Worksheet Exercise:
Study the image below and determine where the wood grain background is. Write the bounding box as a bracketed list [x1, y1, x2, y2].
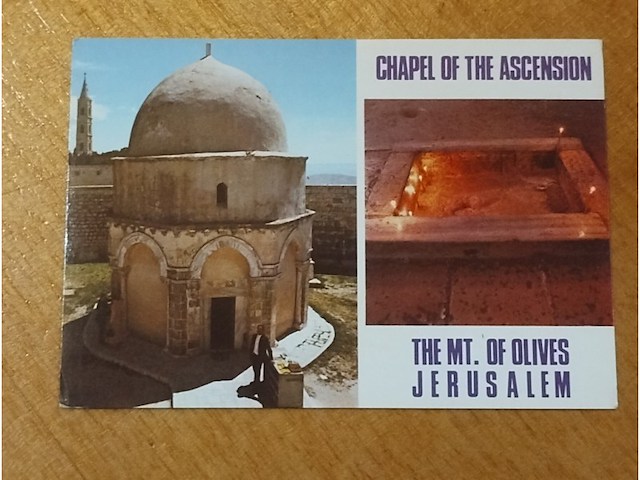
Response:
[3, 1, 637, 478]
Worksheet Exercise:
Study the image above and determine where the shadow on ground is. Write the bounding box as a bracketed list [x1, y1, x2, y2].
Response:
[60, 313, 251, 408]
[236, 381, 276, 408]
[60, 316, 171, 408]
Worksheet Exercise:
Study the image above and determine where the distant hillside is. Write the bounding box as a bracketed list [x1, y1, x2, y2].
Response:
[307, 174, 356, 185]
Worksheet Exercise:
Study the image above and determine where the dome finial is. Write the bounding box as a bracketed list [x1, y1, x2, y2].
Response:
[205, 42, 212, 58]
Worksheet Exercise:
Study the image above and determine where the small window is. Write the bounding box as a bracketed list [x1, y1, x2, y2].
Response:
[80, 107, 85, 115]
[217, 183, 228, 208]
[79, 142, 84, 151]
[79, 125, 85, 134]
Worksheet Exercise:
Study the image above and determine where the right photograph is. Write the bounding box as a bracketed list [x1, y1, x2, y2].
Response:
[365, 99, 612, 326]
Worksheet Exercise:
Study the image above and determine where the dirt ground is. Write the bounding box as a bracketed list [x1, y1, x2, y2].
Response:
[62, 263, 110, 323]
[307, 275, 358, 386]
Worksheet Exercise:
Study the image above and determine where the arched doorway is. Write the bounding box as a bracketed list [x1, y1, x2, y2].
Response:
[200, 247, 250, 350]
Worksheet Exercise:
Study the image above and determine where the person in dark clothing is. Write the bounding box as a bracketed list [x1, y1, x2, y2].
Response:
[249, 324, 273, 384]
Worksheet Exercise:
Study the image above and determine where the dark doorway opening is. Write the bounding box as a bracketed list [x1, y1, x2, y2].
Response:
[210, 297, 235, 350]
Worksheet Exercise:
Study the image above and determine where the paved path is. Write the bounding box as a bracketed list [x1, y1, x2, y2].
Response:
[61, 315, 171, 408]
[84, 310, 250, 393]
[166, 308, 335, 408]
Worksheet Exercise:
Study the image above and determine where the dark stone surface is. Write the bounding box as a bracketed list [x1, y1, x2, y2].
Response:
[367, 252, 612, 326]
[61, 309, 254, 408]
[60, 316, 171, 408]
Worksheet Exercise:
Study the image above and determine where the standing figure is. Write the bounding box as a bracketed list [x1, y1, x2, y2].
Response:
[250, 324, 273, 384]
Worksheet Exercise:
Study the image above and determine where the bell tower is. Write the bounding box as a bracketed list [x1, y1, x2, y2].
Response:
[73, 73, 92, 156]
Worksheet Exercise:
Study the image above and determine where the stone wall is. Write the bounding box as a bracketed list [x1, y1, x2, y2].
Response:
[66, 186, 112, 263]
[68, 165, 113, 186]
[365, 99, 608, 174]
[306, 185, 357, 275]
[65, 185, 358, 277]
[113, 153, 306, 224]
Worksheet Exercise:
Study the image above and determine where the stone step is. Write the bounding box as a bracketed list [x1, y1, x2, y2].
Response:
[382, 136, 584, 153]
[367, 212, 608, 243]
[366, 213, 609, 260]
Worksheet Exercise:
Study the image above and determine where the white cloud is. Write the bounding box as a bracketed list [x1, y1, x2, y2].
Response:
[72, 59, 110, 72]
[92, 103, 109, 121]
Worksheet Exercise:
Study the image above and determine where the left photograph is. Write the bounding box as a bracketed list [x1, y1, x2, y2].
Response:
[60, 39, 357, 408]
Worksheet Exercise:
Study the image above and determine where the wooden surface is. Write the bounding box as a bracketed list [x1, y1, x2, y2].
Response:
[3, 1, 637, 478]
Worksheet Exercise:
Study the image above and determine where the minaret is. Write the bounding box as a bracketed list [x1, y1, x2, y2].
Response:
[73, 73, 92, 156]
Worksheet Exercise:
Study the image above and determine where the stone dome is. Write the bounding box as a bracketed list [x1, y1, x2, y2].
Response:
[128, 55, 288, 156]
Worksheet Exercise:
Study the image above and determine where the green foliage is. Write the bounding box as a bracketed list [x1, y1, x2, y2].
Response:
[63, 263, 111, 319]
[308, 275, 358, 383]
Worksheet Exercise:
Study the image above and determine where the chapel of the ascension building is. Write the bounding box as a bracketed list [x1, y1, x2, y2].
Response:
[107, 46, 314, 357]
[73, 74, 93, 156]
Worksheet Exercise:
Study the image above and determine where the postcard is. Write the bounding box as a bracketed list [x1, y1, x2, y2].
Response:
[60, 39, 615, 408]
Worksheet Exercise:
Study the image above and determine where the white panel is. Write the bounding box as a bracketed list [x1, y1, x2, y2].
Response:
[357, 39, 604, 100]
[358, 326, 617, 408]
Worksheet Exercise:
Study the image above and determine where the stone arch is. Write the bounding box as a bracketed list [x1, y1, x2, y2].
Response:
[274, 226, 312, 335]
[116, 232, 168, 277]
[274, 240, 297, 337]
[279, 227, 309, 266]
[194, 238, 256, 352]
[122, 242, 168, 347]
[191, 236, 262, 279]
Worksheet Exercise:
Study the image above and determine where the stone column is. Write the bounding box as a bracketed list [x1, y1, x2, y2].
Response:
[249, 275, 277, 346]
[166, 268, 190, 356]
[295, 259, 311, 328]
[186, 278, 202, 355]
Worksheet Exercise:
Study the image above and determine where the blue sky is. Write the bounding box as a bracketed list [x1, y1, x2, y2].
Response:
[69, 39, 356, 177]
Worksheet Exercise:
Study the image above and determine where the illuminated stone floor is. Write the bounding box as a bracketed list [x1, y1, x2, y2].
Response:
[364, 100, 611, 327]
[410, 151, 571, 217]
[364, 141, 611, 327]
